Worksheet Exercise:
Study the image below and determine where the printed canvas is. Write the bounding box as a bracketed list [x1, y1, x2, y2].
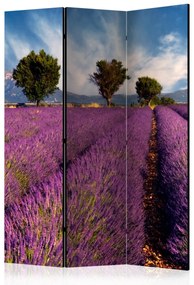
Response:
[66, 5, 189, 269]
[4, 8, 64, 266]
[126, 5, 189, 270]
[65, 8, 127, 266]
[4, 4, 189, 270]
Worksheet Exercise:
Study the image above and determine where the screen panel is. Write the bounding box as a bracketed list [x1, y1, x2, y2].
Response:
[4, 8, 64, 267]
[66, 7, 127, 267]
[127, 4, 189, 270]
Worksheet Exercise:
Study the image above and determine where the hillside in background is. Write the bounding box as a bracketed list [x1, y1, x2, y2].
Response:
[66, 92, 138, 106]
[5, 72, 188, 105]
[5, 72, 62, 103]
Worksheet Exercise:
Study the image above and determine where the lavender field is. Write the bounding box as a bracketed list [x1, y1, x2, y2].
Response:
[67, 105, 188, 269]
[5, 107, 63, 266]
[5, 104, 188, 269]
[168, 104, 188, 120]
[67, 108, 126, 266]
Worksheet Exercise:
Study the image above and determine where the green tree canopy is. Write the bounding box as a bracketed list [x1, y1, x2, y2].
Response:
[149, 95, 175, 108]
[160, 96, 175, 105]
[13, 49, 60, 106]
[90, 59, 130, 106]
[150, 95, 162, 106]
[136, 76, 162, 105]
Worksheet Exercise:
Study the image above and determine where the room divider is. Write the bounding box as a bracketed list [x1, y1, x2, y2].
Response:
[5, 5, 189, 270]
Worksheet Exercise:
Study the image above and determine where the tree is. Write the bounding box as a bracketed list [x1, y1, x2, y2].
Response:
[13, 49, 60, 106]
[136, 76, 162, 105]
[160, 96, 175, 105]
[149, 95, 175, 108]
[150, 95, 162, 106]
[90, 59, 130, 106]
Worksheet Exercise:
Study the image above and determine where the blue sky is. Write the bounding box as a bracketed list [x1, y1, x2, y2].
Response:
[5, 8, 63, 88]
[67, 5, 188, 95]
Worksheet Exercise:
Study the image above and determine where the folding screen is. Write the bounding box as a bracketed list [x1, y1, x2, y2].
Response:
[5, 5, 189, 270]
[4, 8, 64, 266]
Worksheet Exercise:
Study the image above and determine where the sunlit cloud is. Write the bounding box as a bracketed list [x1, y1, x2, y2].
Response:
[127, 32, 187, 94]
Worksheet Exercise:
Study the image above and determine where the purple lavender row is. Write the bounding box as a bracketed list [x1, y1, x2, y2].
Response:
[67, 107, 132, 163]
[5, 107, 62, 206]
[5, 107, 62, 143]
[168, 104, 188, 120]
[127, 107, 153, 265]
[155, 106, 188, 269]
[5, 171, 63, 266]
[67, 115, 126, 266]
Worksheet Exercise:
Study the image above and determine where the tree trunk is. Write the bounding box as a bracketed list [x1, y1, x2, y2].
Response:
[106, 98, 111, 107]
[37, 100, 40, 107]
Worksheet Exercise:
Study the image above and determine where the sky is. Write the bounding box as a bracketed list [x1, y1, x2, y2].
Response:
[67, 5, 188, 95]
[5, 5, 188, 96]
[66, 8, 126, 95]
[127, 5, 188, 94]
[5, 8, 63, 89]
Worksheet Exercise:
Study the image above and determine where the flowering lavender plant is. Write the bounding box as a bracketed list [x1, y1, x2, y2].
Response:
[168, 104, 188, 120]
[5, 107, 63, 266]
[155, 106, 188, 269]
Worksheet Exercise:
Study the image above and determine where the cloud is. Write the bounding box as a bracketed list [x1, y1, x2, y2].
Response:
[159, 32, 183, 54]
[6, 36, 31, 64]
[127, 32, 187, 94]
[160, 32, 180, 45]
[67, 12, 126, 95]
[31, 13, 63, 88]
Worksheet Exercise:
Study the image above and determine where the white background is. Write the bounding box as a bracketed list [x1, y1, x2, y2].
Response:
[0, 0, 193, 285]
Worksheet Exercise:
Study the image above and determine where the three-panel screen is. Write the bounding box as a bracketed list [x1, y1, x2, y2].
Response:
[5, 5, 189, 270]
